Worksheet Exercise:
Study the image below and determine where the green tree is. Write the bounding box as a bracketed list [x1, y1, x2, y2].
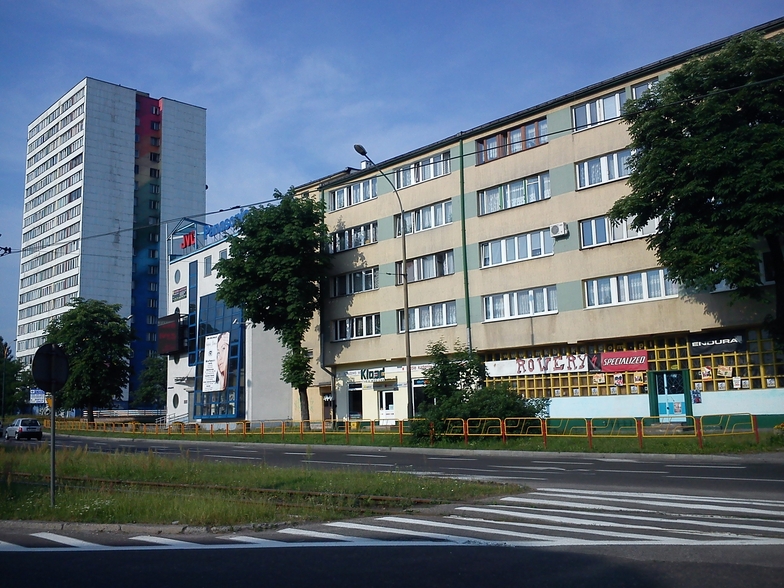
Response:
[132, 355, 167, 409]
[1, 336, 34, 418]
[45, 298, 133, 422]
[413, 341, 548, 440]
[216, 187, 330, 421]
[608, 33, 784, 341]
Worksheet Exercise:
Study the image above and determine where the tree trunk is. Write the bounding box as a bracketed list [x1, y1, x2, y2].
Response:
[87, 402, 94, 423]
[298, 385, 310, 422]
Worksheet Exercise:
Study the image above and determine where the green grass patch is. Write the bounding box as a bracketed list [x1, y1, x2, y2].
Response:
[0, 446, 511, 527]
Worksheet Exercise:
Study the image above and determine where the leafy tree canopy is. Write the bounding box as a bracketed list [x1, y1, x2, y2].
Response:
[608, 33, 784, 339]
[45, 298, 133, 421]
[216, 187, 330, 420]
[413, 341, 549, 440]
[132, 355, 167, 409]
[1, 336, 34, 418]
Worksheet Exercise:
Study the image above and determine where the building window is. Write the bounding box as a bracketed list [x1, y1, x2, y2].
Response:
[219, 248, 228, 260]
[146, 314, 157, 325]
[147, 298, 158, 308]
[632, 78, 658, 99]
[476, 118, 548, 164]
[204, 255, 212, 276]
[580, 216, 658, 248]
[585, 269, 678, 308]
[478, 172, 550, 215]
[151, 121, 161, 131]
[149, 200, 159, 210]
[146, 332, 157, 342]
[396, 250, 454, 284]
[330, 221, 378, 253]
[150, 184, 160, 194]
[332, 267, 379, 297]
[399, 301, 457, 332]
[395, 200, 452, 236]
[150, 153, 160, 163]
[333, 313, 381, 341]
[150, 137, 160, 146]
[150, 168, 160, 178]
[148, 282, 158, 291]
[148, 216, 158, 225]
[576, 149, 632, 189]
[328, 178, 377, 211]
[151, 105, 161, 115]
[394, 151, 451, 189]
[573, 89, 627, 131]
[481, 228, 553, 267]
[148, 248, 158, 259]
[148, 232, 159, 242]
[134, 165, 139, 174]
[148, 264, 159, 275]
[484, 286, 557, 321]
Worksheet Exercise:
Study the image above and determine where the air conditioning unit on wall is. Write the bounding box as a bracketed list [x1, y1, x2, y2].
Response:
[549, 222, 568, 237]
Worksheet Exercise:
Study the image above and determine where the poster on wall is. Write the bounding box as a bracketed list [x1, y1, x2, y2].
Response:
[688, 332, 745, 355]
[486, 354, 589, 377]
[600, 350, 649, 372]
[203, 332, 230, 392]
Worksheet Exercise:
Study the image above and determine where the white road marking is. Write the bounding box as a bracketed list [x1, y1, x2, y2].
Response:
[595, 469, 668, 474]
[426, 457, 477, 461]
[302, 460, 394, 467]
[668, 475, 784, 483]
[666, 464, 746, 469]
[492, 465, 566, 471]
[220, 536, 283, 545]
[531, 461, 594, 465]
[202, 455, 261, 460]
[0, 540, 27, 551]
[31, 532, 103, 548]
[541, 487, 784, 508]
[130, 536, 198, 546]
[284, 452, 308, 455]
[327, 521, 492, 544]
[346, 454, 390, 458]
[277, 528, 363, 542]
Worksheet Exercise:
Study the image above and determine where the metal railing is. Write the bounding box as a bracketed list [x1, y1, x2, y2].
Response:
[45, 413, 761, 449]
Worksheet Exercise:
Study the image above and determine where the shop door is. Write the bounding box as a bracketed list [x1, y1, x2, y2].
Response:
[379, 390, 395, 424]
[648, 370, 692, 423]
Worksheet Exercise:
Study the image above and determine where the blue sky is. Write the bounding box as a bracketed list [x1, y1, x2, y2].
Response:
[0, 0, 781, 351]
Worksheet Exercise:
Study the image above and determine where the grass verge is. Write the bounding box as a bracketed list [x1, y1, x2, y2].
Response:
[0, 446, 512, 527]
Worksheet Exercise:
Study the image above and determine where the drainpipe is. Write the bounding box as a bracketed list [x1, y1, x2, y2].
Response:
[459, 137, 473, 351]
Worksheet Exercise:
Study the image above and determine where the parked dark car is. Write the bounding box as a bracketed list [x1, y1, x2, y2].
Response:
[4, 418, 43, 441]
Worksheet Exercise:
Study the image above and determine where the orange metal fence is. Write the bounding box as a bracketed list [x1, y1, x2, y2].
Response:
[44, 413, 760, 449]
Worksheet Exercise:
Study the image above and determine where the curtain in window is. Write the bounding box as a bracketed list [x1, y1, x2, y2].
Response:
[628, 273, 644, 300]
[510, 128, 522, 152]
[664, 271, 678, 296]
[530, 232, 542, 256]
[485, 137, 497, 160]
[447, 301, 457, 325]
[483, 187, 501, 214]
[493, 295, 505, 319]
[509, 180, 525, 207]
[618, 149, 632, 177]
[647, 270, 662, 298]
[598, 278, 613, 305]
[421, 207, 432, 229]
[432, 303, 444, 326]
[538, 120, 548, 143]
[525, 123, 536, 149]
[444, 201, 453, 223]
[434, 204, 443, 226]
[422, 255, 436, 279]
[420, 307, 431, 328]
[481, 243, 490, 267]
[588, 157, 603, 185]
[533, 288, 545, 313]
[547, 287, 558, 311]
[527, 177, 540, 202]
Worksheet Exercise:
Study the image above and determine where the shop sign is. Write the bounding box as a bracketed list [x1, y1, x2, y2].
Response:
[203, 209, 249, 240]
[172, 286, 187, 302]
[600, 350, 649, 372]
[688, 332, 745, 355]
[361, 367, 385, 381]
[486, 355, 588, 377]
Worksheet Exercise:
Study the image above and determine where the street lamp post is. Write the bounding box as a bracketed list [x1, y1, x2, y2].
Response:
[353, 144, 415, 419]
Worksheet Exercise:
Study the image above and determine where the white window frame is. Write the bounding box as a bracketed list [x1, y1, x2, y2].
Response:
[398, 301, 457, 332]
[476, 118, 548, 164]
[483, 286, 558, 322]
[478, 172, 551, 215]
[330, 221, 378, 253]
[332, 267, 379, 297]
[572, 90, 627, 131]
[576, 149, 632, 189]
[394, 151, 451, 189]
[585, 269, 678, 308]
[395, 200, 453, 236]
[580, 216, 659, 249]
[396, 250, 454, 284]
[632, 78, 658, 99]
[333, 313, 381, 341]
[480, 229, 554, 268]
[329, 180, 378, 212]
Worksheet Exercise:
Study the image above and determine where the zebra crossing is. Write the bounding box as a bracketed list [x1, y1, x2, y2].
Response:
[1, 488, 783, 551]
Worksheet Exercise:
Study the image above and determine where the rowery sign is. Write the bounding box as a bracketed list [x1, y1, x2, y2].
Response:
[485, 350, 649, 377]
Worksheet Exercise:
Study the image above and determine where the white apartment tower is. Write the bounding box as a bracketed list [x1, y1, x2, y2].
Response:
[17, 78, 206, 398]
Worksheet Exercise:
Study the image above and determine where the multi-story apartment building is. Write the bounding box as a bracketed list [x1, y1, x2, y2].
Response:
[301, 18, 784, 425]
[17, 78, 206, 400]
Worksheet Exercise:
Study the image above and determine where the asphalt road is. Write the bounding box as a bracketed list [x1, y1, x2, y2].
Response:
[20, 433, 784, 499]
[1, 435, 783, 587]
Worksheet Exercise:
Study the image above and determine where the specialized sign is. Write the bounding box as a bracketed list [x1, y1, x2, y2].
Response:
[203, 209, 249, 240]
[688, 332, 745, 355]
[486, 355, 589, 377]
[599, 350, 649, 372]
